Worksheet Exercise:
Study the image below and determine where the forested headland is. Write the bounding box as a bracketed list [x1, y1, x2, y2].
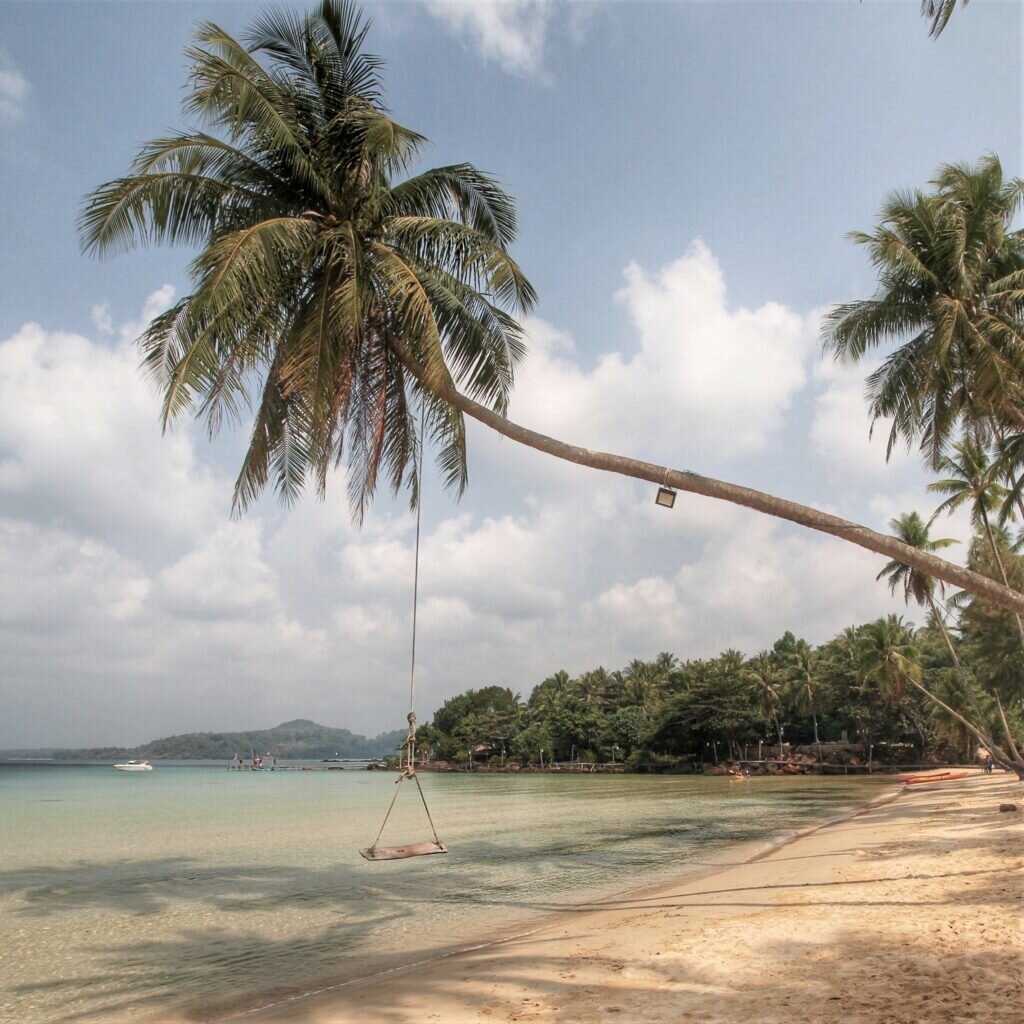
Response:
[4, 719, 407, 761]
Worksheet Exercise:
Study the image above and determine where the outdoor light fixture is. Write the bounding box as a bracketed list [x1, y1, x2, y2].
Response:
[655, 486, 677, 509]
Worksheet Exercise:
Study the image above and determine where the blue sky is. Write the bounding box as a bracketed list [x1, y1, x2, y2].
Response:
[0, 0, 1020, 746]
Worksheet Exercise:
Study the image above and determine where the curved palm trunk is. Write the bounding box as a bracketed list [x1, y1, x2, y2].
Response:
[976, 511, 1024, 769]
[924, 593, 1019, 772]
[994, 692, 1023, 763]
[978, 508, 1024, 647]
[396, 350, 1024, 617]
[906, 675, 1021, 775]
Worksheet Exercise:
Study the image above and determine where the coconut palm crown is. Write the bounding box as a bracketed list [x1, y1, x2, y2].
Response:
[876, 511, 958, 609]
[822, 156, 1024, 468]
[857, 615, 922, 701]
[80, 0, 535, 520]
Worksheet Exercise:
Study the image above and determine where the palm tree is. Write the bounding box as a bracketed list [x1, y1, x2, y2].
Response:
[921, 0, 966, 39]
[786, 640, 822, 764]
[621, 660, 659, 707]
[530, 670, 571, 719]
[929, 437, 1024, 649]
[839, 625, 861, 667]
[744, 652, 784, 756]
[79, 2, 1024, 617]
[876, 511, 1016, 769]
[654, 651, 677, 673]
[991, 432, 1024, 527]
[575, 668, 612, 707]
[82, 1, 536, 519]
[877, 512, 960, 640]
[823, 156, 1024, 469]
[857, 615, 922, 701]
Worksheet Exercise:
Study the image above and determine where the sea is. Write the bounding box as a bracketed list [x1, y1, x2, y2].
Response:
[1, 762, 891, 1023]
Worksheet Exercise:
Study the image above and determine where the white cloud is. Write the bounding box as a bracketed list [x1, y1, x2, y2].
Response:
[0, 298, 221, 550]
[581, 515, 910, 659]
[0, 251, 955, 748]
[674, 514, 907, 645]
[90, 303, 114, 337]
[426, 0, 553, 77]
[811, 355, 917, 476]
[0, 519, 150, 634]
[158, 522, 278, 619]
[509, 241, 815, 462]
[0, 61, 29, 120]
[587, 576, 690, 653]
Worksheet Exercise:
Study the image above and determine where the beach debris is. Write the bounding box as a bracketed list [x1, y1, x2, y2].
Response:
[998, 803, 1018, 812]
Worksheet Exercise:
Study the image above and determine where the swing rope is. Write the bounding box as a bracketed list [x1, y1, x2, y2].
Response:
[366, 406, 442, 852]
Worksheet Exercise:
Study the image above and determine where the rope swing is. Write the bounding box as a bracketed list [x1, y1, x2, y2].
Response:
[360, 409, 447, 862]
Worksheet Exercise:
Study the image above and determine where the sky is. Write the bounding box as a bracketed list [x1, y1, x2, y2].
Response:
[0, 0, 1020, 747]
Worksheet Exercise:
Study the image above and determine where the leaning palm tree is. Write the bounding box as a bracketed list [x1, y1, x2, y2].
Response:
[877, 511, 1017, 769]
[79, 1, 1024, 617]
[823, 156, 1024, 469]
[929, 437, 1024, 649]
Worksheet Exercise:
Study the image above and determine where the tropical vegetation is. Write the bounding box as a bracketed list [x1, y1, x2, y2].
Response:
[78, 1, 1023, 771]
[79, 0, 1024, 616]
[416, 607, 1022, 769]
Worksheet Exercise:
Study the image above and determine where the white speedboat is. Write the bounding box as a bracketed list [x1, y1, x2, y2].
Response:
[113, 760, 153, 771]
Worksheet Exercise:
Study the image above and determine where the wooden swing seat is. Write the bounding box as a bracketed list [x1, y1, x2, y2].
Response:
[359, 841, 448, 861]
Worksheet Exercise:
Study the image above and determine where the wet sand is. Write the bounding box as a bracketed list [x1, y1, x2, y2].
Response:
[234, 773, 1023, 1024]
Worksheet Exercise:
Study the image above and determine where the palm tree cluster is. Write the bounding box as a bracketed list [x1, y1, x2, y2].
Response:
[827, 156, 1024, 773]
[824, 156, 1024, 468]
[416, 623, 1016, 769]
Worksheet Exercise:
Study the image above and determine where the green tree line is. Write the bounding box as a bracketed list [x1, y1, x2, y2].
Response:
[417, 601, 1021, 770]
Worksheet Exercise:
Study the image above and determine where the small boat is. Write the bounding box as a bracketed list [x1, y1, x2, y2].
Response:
[114, 760, 153, 772]
[901, 770, 968, 785]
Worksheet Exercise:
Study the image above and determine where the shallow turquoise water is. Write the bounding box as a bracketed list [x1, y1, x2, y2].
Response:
[1, 766, 890, 1023]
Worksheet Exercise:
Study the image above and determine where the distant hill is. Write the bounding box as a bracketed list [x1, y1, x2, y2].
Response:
[5, 720, 407, 761]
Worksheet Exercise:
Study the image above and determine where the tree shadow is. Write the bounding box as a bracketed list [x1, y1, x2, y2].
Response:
[227, 871, 1022, 1024]
[5, 852, 1020, 1023]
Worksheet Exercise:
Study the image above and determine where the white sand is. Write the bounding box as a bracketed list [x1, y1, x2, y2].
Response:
[232, 773, 1022, 1024]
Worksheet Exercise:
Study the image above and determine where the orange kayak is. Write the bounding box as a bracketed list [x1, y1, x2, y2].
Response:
[901, 771, 969, 785]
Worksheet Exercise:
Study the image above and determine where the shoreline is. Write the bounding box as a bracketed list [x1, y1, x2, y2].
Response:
[227, 772, 1022, 1024]
[223, 783, 902, 1022]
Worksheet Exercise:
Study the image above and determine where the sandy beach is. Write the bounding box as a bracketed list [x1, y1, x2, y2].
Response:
[236, 773, 1023, 1024]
